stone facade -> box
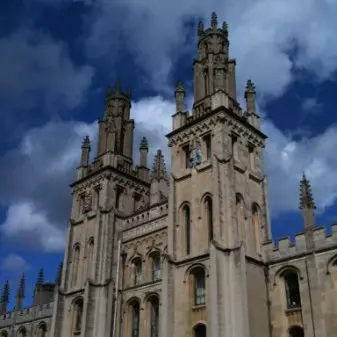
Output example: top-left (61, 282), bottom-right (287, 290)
top-left (1, 11), bottom-right (337, 337)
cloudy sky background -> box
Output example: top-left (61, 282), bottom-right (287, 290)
top-left (1, 0), bottom-right (337, 306)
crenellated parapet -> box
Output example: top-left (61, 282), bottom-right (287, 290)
top-left (264, 224), bottom-right (337, 262)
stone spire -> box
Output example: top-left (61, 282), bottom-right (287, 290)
top-left (299, 172), bottom-right (316, 210)
top-left (151, 150), bottom-right (167, 181)
top-left (56, 262), bottom-right (63, 286)
top-left (175, 80), bottom-right (185, 112)
top-left (197, 20), bottom-right (204, 36)
top-left (0, 280), bottom-right (9, 314)
top-left (211, 11), bottom-right (218, 29)
top-left (80, 135), bottom-right (91, 167)
top-left (15, 274), bottom-right (25, 311)
top-left (299, 172), bottom-right (316, 251)
top-left (245, 79), bottom-right (260, 129)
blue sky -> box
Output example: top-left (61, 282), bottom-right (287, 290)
top-left (0, 0), bottom-right (337, 308)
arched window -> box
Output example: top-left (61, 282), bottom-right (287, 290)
top-left (289, 325), bottom-right (304, 337)
top-left (71, 244), bottom-right (80, 288)
top-left (204, 196), bottom-right (213, 242)
top-left (182, 205), bottom-right (191, 255)
top-left (194, 324), bottom-right (206, 337)
top-left (252, 203), bottom-right (262, 255)
top-left (37, 322), bottom-right (47, 337)
top-left (236, 194), bottom-right (245, 242)
top-left (133, 258), bottom-right (142, 285)
top-left (131, 302), bottom-right (140, 337)
top-left (193, 268), bottom-right (206, 305)
top-left (1, 332), bottom-right (8, 337)
top-left (16, 327), bottom-right (26, 337)
top-left (149, 297), bottom-right (159, 337)
top-left (72, 298), bottom-right (84, 335)
top-left (150, 252), bottom-right (161, 281)
top-left (284, 271), bottom-right (301, 309)
top-left (87, 238), bottom-right (94, 278)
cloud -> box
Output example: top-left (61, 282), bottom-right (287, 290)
top-left (85, 0), bottom-right (337, 97)
top-left (0, 28), bottom-right (94, 120)
top-left (1, 254), bottom-right (30, 272)
top-left (301, 97), bottom-right (322, 112)
top-left (0, 96), bottom-right (172, 252)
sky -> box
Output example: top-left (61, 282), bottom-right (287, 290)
top-left (0, 0), bottom-right (337, 309)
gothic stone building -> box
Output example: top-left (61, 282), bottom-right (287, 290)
top-left (1, 12), bottom-right (337, 337)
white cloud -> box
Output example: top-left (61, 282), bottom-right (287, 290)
top-left (86, 0), bottom-right (337, 97)
top-left (1, 254), bottom-right (30, 272)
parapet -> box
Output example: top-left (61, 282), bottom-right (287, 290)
top-left (264, 224), bottom-right (337, 262)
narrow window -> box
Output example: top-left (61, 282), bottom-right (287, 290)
top-left (150, 297), bottom-right (159, 337)
top-left (252, 204), bottom-right (261, 255)
top-left (204, 70), bottom-right (209, 96)
top-left (131, 302), bottom-right (140, 337)
top-left (183, 205), bottom-right (191, 255)
top-left (194, 324), bottom-right (206, 337)
top-left (71, 245), bottom-right (80, 288)
top-left (284, 272), bottom-right (301, 309)
top-left (205, 197), bottom-right (213, 242)
top-left (72, 299), bottom-right (83, 336)
top-left (37, 323), bottom-right (47, 337)
top-left (182, 145), bottom-right (191, 169)
top-left (248, 144), bottom-right (255, 169)
top-left (151, 253), bottom-right (161, 281)
top-left (17, 328), bottom-right (26, 337)
top-left (236, 194), bottom-right (245, 242)
top-left (194, 269), bottom-right (206, 305)
top-left (204, 134), bottom-right (212, 160)
top-left (133, 258), bottom-right (142, 285)
top-left (115, 187), bottom-right (123, 209)
top-left (232, 134), bottom-right (238, 160)
top-left (87, 238), bottom-right (94, 278)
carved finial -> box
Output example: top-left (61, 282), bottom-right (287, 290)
top-left (151, 149), bottom-right (167, 181)
top-left (299, 172), bottom-right (316, 210)
top-left (17, 274), bottom-right (25, 299)
top-left (222, 21), bottom-right (228, 35)
top-left (82, 135), bottom-right (90, 148)
top-left (36, 268), bottom-right (44, 288)
top-left (175, 80), bottom-right (185, 92)
top-left (139, 137), bottom-right (148, 151)
top-left (245, 79), bottom-right (256, 94)
top-left (56, 262), bottom-right (63, 286)
top-left (198, 20), bottom-right (204, 36)
top-left (1, 281), bottom-right (9, 303)
top-left (211, 12), bottom-right (218, 29)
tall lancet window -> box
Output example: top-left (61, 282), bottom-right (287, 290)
top-left (193, 268), bottom-right (206, 305)
top-left (284, 271), bottom-right (301, 309)
top-left (37, 323), bottom-right (47, 337)
top-left (131, 302), bottom-right (140, 337)
top-left (151, 252), bottom-right (161, 281)
top-left (236, 194), bottom-right (245, 242)
top-left (133, 258), bottom-right (142, 285)
top-left (252, 203), bottom-right (262, 255)
top-left (87, 238), bottom-right (94, 278)
top-left (71, 245), bottom-right (80, 288)
top-left (72, 298), bottom-right (83, 335)
top-left (150, 297), bottom-right (159, 337)
top-left (182, 205), bottom-right (191, 255)
top-left (205, 196), bottom-right (213, 242)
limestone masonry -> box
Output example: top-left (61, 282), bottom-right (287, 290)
top-left (1, 12), bottom-right (337, 337)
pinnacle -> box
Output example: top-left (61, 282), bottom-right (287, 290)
top-left (17, 274), bottom-right (25, 298)
top-left (222, 21), bottom-right (228, 33)
top-left (211, 12), bottom-right (218, 29)
top-left (246, 79), bottom-right (256, 92)
top-left (82, 135), bottom-right (90, 147)
top-left (175, 80), bottom-right (185, 92)
top-left (1, 281), bottom-right (9, 303)
top-left (299, 172), bottom-right (316, 210)
top-left (139, 136), bottom-right (148, 150)
top-left (198, 20), bottom-right (204, 36)
top-left (151, 149), bottom-right (167, 181)
top-left (36, 268), bottom-right (44, 287)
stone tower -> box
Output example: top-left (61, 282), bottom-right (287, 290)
top-left (50, 82), bottom-right (151, 337)
top-left (163, 13), bottom-right (271, 337)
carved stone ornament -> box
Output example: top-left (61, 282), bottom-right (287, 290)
top-left (189, 137), bottom-right (202, 168)
top-left (83, 191), bottom-right (93, 213)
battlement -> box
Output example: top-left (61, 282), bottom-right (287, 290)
top-left (264, 224), bottom-right (337, 262)
top-left (0, 303), bottom-right (53, 328)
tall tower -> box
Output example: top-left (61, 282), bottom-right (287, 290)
top-left (163, 13), bottom-right (271, 337)
top-left (50, 82), bottom-right (151, 337)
